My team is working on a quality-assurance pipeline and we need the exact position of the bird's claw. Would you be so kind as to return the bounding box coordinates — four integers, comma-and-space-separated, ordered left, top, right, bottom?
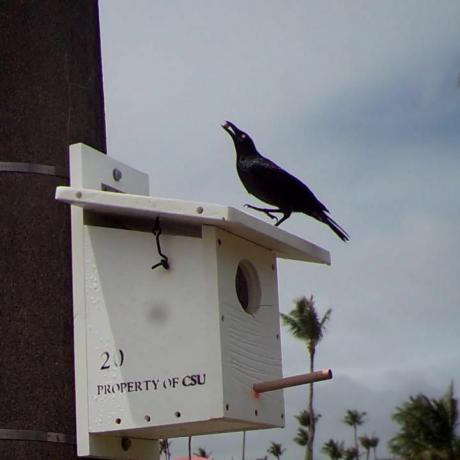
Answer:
244, 204, 279, 222
267, 212, 279, 222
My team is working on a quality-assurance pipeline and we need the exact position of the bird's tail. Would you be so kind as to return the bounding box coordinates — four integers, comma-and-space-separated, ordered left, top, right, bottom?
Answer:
320, 214, 350, 242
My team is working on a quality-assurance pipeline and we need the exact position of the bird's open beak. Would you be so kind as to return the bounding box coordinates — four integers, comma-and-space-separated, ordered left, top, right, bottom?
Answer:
222, 120, 237, 138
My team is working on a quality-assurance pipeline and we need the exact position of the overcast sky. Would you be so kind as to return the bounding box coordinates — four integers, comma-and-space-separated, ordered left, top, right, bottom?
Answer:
98, 2, 460, 458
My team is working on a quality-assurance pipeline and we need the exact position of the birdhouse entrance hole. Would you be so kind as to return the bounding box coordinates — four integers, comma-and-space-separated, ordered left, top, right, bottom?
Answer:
235, 260, 261, 314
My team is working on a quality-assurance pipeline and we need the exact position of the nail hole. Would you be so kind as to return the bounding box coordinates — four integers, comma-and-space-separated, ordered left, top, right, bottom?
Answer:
225, 404, 229, 411
255, 409, 258, 416
276, 333, 279, 340
281, 413, 284, 419
218, 239, 222, 245
221, 315, 225, 322
76, 191, 82, 199
174, 411, 181, 418
145, 415, 151, 422
196, 206, 204, 214
115, 418, 122, 424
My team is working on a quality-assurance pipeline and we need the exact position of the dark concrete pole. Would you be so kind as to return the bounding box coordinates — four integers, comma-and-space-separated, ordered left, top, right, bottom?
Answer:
0, 1, 106, 458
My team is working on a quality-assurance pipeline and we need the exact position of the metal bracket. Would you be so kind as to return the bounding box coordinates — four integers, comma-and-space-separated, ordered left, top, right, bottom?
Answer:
0, 161, 68, 179
0, 428, 76, 445
151, 217, 169, 270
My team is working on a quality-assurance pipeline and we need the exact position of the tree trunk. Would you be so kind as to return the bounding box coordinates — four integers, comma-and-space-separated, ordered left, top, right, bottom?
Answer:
306, 346, 315, 460
353, 427, 359, 459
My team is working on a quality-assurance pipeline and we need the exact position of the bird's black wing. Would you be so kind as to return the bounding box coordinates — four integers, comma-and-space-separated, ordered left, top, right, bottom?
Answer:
241, 155, 329, 214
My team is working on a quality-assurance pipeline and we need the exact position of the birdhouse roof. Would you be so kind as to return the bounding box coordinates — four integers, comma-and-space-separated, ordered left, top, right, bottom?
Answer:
55, 186, 330, 265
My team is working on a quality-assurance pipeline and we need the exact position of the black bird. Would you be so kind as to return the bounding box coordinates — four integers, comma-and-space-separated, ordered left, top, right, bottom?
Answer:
222, 121, 349, 241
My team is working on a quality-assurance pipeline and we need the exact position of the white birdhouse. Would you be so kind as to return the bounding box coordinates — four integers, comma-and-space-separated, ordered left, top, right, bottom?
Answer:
55, 144, 330, 460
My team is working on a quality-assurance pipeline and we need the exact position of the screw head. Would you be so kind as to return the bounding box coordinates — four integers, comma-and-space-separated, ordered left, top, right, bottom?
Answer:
113, 168, 122, 182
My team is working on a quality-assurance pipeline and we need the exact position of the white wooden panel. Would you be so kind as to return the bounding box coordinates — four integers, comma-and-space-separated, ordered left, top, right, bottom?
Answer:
205, 227, 285, 429
84, 226, 222, 435
56, 185, 331, 264
70, 143, 149, 194
68, 145, 157, 458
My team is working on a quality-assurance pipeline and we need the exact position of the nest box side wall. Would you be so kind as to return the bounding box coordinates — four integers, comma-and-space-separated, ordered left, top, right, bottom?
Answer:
203, 226, 285, 429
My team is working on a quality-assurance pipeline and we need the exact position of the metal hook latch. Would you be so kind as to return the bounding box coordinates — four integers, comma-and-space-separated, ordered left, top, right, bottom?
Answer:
151, 217, 170, 270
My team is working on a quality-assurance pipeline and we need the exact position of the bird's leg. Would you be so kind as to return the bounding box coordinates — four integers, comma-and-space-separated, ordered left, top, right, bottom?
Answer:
244, 204, 283, 222
274, 211, 292, 227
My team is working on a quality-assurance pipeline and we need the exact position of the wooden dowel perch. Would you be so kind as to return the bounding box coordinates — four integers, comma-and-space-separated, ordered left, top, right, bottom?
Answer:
253, 369, 333, 395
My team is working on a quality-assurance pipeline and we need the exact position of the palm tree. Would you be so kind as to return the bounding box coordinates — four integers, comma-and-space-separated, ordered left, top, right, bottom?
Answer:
389, 383, 460, 460
360, 435, 378, 460
159, 439, 172, 460
194, 447, 212, 458
343, 447, 358, 460
293, 410, 321, 448
321, 439, 344, 459
294, 410, 309, 447
359, 435, 372, 460
343, 409, 366, 458
368, 435, 379, 460
281, 295, 331, 460
267, 442, 286, 459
